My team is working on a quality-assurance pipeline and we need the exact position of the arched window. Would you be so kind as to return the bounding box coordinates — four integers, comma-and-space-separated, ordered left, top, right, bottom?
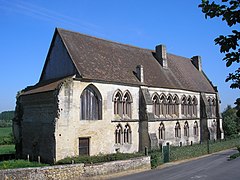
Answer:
152, 94, 160, 117
124, 124, 131, 144
80, 85, 102, 120
123, 91, 132, 118
208, 98, 212, 117
187, 96, 192, 116
175, 122, 181, 138
115, 124, 123, 144
184, 121, 189, 137
181, 96, 187, 116
160, 94, 167, 117
192, 97, 198, 117
212, 99, 216, 117
166, 95, 173, 116
193, 121, 198, 136
173, 95, 179, 116
113, 91, 123, 117
159, 122, 165, 140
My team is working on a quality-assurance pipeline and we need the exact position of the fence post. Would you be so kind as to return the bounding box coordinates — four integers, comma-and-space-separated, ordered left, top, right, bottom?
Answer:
207, 139, 210, 154
38, 156, 41, 164
27, 154, 30, 162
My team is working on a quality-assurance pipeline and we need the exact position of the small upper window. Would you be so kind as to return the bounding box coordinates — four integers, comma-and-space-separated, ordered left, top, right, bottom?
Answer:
192, 97, 198, 117
80, 85, 102, 120
114, 90, 123, 117
152, 94, 160, 117
123, 91, 132, 118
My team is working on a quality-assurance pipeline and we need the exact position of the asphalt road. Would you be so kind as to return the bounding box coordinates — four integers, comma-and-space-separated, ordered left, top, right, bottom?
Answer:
112, 149, 240, 180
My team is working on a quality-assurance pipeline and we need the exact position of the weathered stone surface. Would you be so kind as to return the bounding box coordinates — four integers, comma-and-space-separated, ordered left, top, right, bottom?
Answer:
0, 156, 150, 180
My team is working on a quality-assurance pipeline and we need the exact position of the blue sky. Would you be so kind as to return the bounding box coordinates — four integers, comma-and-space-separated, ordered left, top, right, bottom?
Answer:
0, 0, 239, 112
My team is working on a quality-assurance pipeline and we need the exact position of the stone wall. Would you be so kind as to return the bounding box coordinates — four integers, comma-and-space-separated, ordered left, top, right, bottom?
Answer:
0, 156, 150, 180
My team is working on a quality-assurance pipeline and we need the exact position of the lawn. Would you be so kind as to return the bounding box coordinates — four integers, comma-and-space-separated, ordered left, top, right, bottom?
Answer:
0, 127, 12, 137
0, 145, 15, 155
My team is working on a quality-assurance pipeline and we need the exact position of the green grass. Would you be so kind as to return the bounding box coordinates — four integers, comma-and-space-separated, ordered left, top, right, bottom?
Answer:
0, 127, 14, 145
0, 160, 48, 170
149, 137, 240, 168
0, 145, 15, 155
0, 127, 12, 137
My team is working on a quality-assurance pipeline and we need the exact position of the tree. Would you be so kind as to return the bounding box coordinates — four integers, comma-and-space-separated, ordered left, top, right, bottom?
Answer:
199, 0, 240, 89
222, 105, 239, 137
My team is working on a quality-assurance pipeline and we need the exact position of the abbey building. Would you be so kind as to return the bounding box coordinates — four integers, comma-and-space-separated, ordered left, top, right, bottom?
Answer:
13, 28, 224, 163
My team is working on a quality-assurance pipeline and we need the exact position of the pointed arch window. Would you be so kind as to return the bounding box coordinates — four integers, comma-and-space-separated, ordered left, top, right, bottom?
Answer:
173, 95, 179, 116
184, 121, 189, 137
193, 121, 198, 136
208, 98, 212, 117
114, 91, 123, 117
124, 124, 132, 144
80, 85, 102, 120
123, 92, 132, 118
192, 97, 198, 117
187, 96, 192, 116
212, 99, 216, 117
159, 122, 165, 140
160, 94, 167, 117
175, 122, 181, 138
152, 94, 160, 117
115, 124, 123, 144
181, 96, 187, 117
166, 95, 173, 116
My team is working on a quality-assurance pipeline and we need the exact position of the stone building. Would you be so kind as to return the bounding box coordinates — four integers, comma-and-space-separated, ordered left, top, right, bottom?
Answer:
13, 28, 224, 163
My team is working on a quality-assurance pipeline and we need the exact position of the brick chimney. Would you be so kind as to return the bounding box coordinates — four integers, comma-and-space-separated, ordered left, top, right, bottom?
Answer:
136, 65, 144, 83
155, 44, 168, 69
191, 56, 202, 71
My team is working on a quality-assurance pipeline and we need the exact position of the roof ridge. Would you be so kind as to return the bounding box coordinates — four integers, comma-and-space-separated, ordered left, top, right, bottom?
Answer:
56, 27, 154, 52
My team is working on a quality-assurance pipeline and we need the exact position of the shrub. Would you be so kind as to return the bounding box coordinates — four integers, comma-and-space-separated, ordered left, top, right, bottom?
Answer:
56, 152, 144, 165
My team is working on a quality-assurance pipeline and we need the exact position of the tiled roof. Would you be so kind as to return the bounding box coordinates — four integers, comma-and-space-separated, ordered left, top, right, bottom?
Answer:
57, 28, 215, 93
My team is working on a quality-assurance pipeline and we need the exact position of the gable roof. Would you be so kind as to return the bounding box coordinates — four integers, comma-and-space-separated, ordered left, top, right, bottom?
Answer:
56, 28, 215, 93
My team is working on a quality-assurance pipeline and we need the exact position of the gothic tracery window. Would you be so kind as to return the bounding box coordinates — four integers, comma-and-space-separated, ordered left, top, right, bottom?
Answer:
192, 97, 198, 117
123, 124, 131, 144
173, 95, 179, 116
115, 124, 123, 144
152, 94, 160, 117
80, 85, 102, 120
184, 121, 189, 137
175, 122, 181, 138
193, 121, 198, 136
159, 122, 165, 140
114, 91, 123, 117
123, 91, 132, 118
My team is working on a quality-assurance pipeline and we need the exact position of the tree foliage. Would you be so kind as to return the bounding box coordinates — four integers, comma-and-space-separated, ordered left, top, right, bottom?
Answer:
0, 111, 14, 127
222, 105, 240, 137
199, 0, 240, 89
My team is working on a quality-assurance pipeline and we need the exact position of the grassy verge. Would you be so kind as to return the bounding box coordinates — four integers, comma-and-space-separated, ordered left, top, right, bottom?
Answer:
150, 137, 240, 168
0, 145, 15, 155
0, 127, 12, 137
0, 127, 14, 145
0, 160, 48, 170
